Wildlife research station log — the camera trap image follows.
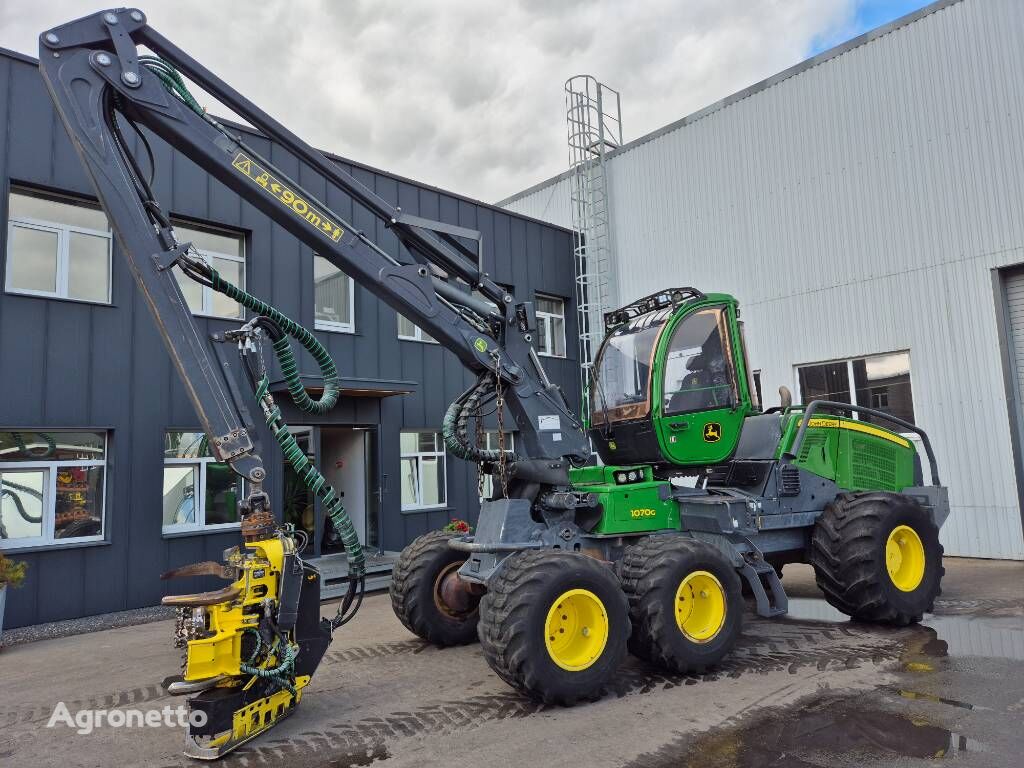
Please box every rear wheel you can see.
[390,531,481,646]
[478,549,629,705]
[809,492,943,625]
[620,536,743,672]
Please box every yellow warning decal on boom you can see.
[231,152,344,242]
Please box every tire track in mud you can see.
[0,618,913,741]
[0,641,430,732]
[0,617,922,764]
[223,619,916,767]
[0,683,169,729]
[322,640,431,664]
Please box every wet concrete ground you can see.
[0,557,1021,767]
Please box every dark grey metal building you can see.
[0,47,579,629]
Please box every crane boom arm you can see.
[37,8,589,491]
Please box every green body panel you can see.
[569,465,678,535]
[776,413,917,492]
[649,295,755,466]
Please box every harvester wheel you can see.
[478,549,629,705]
[390,530,481,646]
[620,535,743,673]
[809,492,943,625]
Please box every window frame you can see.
[313,254,356,334]
[171,220,246,320]
[661,305,738,417]
[0,431,108,550]
[397,315,439,344]
[162,431,244,535]
[535,293,567,358]
[5,191,113,305]
[794,350,915,427]
[400,430,448,511]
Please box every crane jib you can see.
[231,151,345,242]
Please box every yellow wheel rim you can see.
[675,571,727,643]
[886,525,926,592]
[544,589,609,672]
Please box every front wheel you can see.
[478,549,629,705]
[390,531,481,646]
[620,535,743,673]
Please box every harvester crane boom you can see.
[38,8,589,494]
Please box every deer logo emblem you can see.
[703,422,722,443]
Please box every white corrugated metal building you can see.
[500,0,1024,559]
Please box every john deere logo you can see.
[474,337,488,353]
[703,422,722,443]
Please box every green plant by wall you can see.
[443,519,472,534]
[0,554,27,588]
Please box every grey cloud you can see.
[1,0,854,201]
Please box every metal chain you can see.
[473,386,486,499]
[493,354,509,499]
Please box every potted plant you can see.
[443,519,472,535]
[0,553,28,648]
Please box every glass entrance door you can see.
[281,427,316,551]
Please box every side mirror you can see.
[778,386,793,409]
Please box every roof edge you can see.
[495,0,963,207]
[0,45,570,234]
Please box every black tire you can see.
[620,535,743,673]
[478,549,629,705]
[810,492,944,625]
[390,530,480,646]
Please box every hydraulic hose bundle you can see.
[120,55,366,625]
[443,376,504,462]
[196,258,367,625]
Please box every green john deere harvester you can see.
[391,287,947,703]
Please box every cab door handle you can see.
[669,422,689,431]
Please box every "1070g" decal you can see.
[630,508,657,518]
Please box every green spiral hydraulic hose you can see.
[240,628,298,695]
[256,375,365,577]
[208,264,364,577]
[209,271,341,415]
[141,57,364,575]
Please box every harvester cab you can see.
[589,287,756,469]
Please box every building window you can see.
[162,431,243,533]
[796,351,915,426]
[5,188,112,304]
[398,266,452,342]
[535,294,566,357]
[0,431,107,548]
[400,431,447,510]
[171,222,245,319]
[478,430,514,499]
[314,254,355,333]
[397,314,437,343]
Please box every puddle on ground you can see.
[319,744,389,767]
[889,687,984,711]
[780,598,1024,661]
[784,597,850,623]
[630,695,978,767]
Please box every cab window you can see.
[662,307,736,414]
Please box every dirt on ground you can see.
[1,557,1021,768]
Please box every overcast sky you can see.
[0,1,928,203]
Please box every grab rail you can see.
[782,399,940,486]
